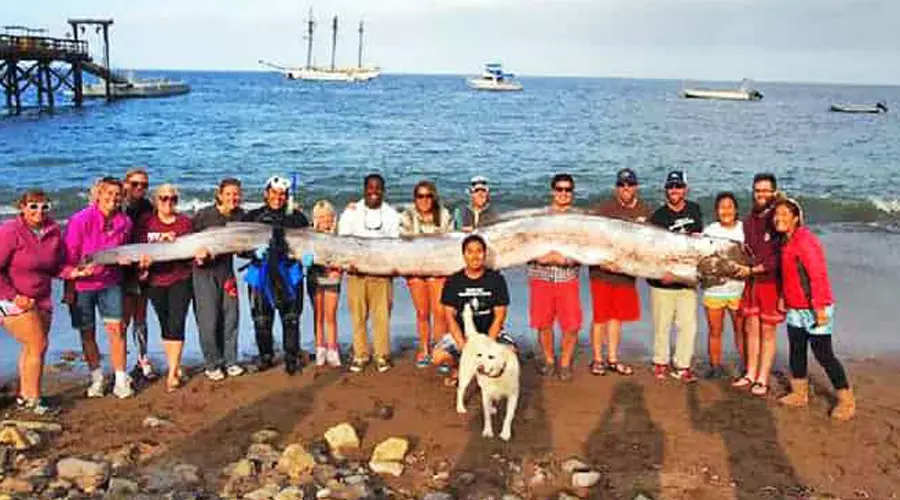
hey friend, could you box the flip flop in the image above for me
[732,376,754,388]
[589,360,607,376]
[607,360,634,376]
[751,382,769,397]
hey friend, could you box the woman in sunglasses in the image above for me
[400,180,453,368]
[0,190,77,414]
[136,184,194,392]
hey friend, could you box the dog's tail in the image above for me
[462,303,480,337]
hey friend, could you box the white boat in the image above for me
[82,76,190,99]
[467,63,523,91]
[829,101,888,114]
[681,79,763,101]
[262,11,380,83]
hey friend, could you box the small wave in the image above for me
[9,157,77,168]
[869,196,900,214]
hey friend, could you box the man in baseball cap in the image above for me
[454,176,496,231]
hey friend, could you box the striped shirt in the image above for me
[527,262,580,283]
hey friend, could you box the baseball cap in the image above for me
[664,170,687,188]
[616,168,639,186]
[470,175,490,193]
[265,175,292,192]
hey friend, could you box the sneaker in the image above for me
[653,364,669,380]
[87,376,105,398]
[16,396,58,416]
[325,349,342,368]
[671,367,698,384]
[205,368,226,381]
[113,375,135,399]
[226,364,245,377]
[415,351,432,369]
[315,347,328,367]
[349,357,368,373]
[140,359,157,380]
[375,357,393,373]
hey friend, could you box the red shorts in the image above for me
[741,280,784,325]
[529,279,582,332]
[590,278,640,323]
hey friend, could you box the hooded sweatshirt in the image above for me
[743,206,779,283]
[63,204,133,292]
[780,226,834,310]
[0,216,66,311]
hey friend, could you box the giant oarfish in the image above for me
[88,211,749,287]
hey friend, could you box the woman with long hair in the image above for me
[701,192,745,378]
[773,198,855,420]
[192,178,246,381]
[0,190,84,413]
[400,180,453,368]
[137,184,194,392]
[307,200,343,368]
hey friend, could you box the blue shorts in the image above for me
[72,285,124,331]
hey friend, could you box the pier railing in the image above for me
[0,35,89,61]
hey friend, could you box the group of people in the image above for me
[0,167,855,421]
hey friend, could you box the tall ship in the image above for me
[260,9,380,82]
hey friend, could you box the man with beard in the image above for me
[122,168,155,380]
[731,173,784,396]
[648,171,703,384]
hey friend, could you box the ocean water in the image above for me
[1,72,899,373]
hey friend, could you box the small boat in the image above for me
[82,75,190,99]
[681,79,763,101]
[467,63,523,92]
[829,101,888,114]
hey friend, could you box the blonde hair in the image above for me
[311,200,337,233]
[153,184,180,209]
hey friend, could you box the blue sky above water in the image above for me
[4,0,900,84]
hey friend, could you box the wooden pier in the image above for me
[1,19,118,113]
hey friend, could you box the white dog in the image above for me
[455,304,521,441]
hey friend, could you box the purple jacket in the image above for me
[743,206,779,283]
[0,216,66,311]
[64,204,133,292]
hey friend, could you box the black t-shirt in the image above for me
[647,201,703,289]
[192,205,246,277]
[440,269,510,334]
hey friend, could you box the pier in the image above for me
[0,19,120,113]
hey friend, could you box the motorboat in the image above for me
[681,79,763,101]
[82,75,190,99]
[829,101,888,114]
[467,63,523,91]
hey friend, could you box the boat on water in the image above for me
[467,63,523,91]
[260,10,380,83]
[681,79,763,101]
[829,101,888,114]
[82,73,190,99]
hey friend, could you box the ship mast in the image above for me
[304,8,314,70]
[357,20,364,68]
[330,16,338,71]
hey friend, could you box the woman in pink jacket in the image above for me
[773,198,854,420]
[0,190,87,414]
[63,177,135,399]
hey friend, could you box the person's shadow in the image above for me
[583,380,663,500]
[687,383,803,499]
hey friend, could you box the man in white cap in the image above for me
[454,176,497,232]
[242,175,310,375]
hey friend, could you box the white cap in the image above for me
[265,175,291,192]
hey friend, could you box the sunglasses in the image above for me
[158,195,179,203]
[471,187,488,194]
[616,182,637,188]
[26,202,52,211]
[129,181,149,189]
[554,186,574,193]
[665,183,686,190]
[415,192,434,200]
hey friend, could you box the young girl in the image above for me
[702,192,745,379]
[308,200,342,367]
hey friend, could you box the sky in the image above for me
[4,0,900,84]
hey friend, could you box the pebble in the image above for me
[278,444,317,479]
[55,457,110,493]
[0,477,33,494]
[228,458,257,478]
[571,471,602,488]
[369,460,403,477]
[275,486,304,500]
[252,428,281,444]
[561,458,590,475]
[141,416,174,429]
[245,483,283,500]
[323,423,360,457]
[0,427,31,450]
[106,477,140,496]
[370,437,409,463]
[0,420,63,433]
[423,493,455,500]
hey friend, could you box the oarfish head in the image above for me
[697,241,752,288]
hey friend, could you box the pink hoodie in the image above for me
[63,204,133,292]
[0,216,66,311]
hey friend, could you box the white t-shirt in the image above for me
[337,200,401,238]
[703,221,746,299]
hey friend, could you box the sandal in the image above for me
[607,360,634,376]
[415,351,432,369]
[750,381,769,397]
[166,377,182,393]
[589,360,607,376]
[732,376,754,388]
[536,357,556,377]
